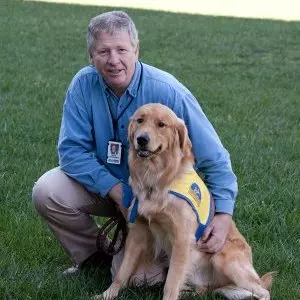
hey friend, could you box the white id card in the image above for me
[107,141,122,164]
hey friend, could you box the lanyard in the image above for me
[106,62,143,141]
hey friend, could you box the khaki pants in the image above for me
[32,167,166,285]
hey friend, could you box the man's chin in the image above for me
[106,75,123,84]
[106,78,128,94]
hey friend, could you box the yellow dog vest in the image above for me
[168,170,213,240]
[129,170,213,241]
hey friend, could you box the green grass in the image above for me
[1,0,300,299]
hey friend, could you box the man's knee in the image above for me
[32,167,62,217]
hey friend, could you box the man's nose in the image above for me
[107,50,120,64]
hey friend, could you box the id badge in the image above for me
[107,141,122,164]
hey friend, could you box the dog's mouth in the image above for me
[137,145,162,158]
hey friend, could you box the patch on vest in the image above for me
[189,183,202,204]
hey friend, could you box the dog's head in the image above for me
[128,103,193,161]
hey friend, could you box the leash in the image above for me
[96,212,128,256]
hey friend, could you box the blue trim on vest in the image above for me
[195,224,206,241]
[194,198,214,241]
[122,185,134,209]
[127,193,214,241]
[169,190,214,241]
[129,198,139,223]
[168,191,201,224]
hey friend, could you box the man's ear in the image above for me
[88,52,93,64]
[134,41,139,58]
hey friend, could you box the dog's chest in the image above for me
[148,218,174,257]
[136,190,169,218]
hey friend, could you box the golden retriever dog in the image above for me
[99,103,274,300]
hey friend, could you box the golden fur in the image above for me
[98,103,274,300]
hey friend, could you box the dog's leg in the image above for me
[162,237,190,300]
[95,220,151,300]
[212,257,271,300]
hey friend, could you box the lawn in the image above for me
[1,1,299,299]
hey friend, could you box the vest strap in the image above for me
[129,198,139,223]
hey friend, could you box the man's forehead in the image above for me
[95,30,131,44]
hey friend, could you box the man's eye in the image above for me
[137,118,143,124]
[158,121,165,128]
[98,49,107,55]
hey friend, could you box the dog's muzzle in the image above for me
[135,133,162,158]
[136,145,162,158]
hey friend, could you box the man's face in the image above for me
[90,30,139,96]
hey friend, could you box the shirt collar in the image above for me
[126,61,141,97]
[101,61,141,98]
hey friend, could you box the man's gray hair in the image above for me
[87,11,139,54]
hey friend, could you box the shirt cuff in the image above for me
[100,176,121,198]
[215,200,235,215]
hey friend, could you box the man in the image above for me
[32,11,237,281]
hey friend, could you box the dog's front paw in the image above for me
[93,284,120,300]
[163,288,180,300]
[91,292,113,300]
[91,294,102,300]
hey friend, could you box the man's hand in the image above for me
[108,183,128,219]
[198,213,232,253]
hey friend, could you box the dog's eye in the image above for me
[158,121,165,128]
[137,118,143,124]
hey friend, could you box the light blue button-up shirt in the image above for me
[58,61,238,214]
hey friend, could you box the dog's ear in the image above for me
[128,117,135,144]
[177,119,192,156]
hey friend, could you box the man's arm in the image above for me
[58,84,120,199]
[178,92,238,252]
[108,183,128,218]
[179,93,238,214]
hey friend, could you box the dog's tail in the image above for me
[213,272,276,299]
[261,271,276,291]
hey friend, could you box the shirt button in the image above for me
[121,124,124,129]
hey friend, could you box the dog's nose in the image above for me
[137,134,150,146]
